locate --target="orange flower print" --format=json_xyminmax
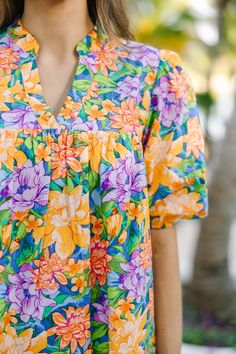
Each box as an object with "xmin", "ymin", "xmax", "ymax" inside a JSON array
[
  {"xmin": 0, "ymin": 47, "xmax": 19, "ymax": 76},
  {"xmin": 169, "ymin": 67, "xmax": 189, "ymax": 100},
  {"xmin": 139, "ymin": 238, "xmax": 152, "ymax": 270},
  {"xmin": 50, "ymin": 132, "xmax": 83, "ymax": 180},
  {"xmin": 3, "ymin": 309, "xmax": 18, "ymax": 327},
  {"xmin": 60, "ymin": 96, "xmax": 82, "ymax": 120},
  {"xmin": 65, "ymin": 258, "xmax": 90, "ymax": 278},
  {"xmin": 82, "ymin": 81, "xmax": 100, "ymax": 103},
  {"xmin": 110, "ymin": 98, "xmax": 142, "ymax": 133},
  {"xmin": 102, "ymin": 99, "xmax": 116, "ymax": 112},
  {"xmin": 35, "ymin": 142, "xmax": 51, "ymax": 163},
  {"xmin": 83, "ymin": 36, "xmax": 128, "ymax": 77},
  {"xmin": 48, "ymin": 305, "xmax": 91, "ymax": 353},
  {"xmin": 32, "ymin": 248, "xmax": 68, "ymax": 291},
  {"xmin": 85, "ymin": 104, "xmax": 108, "ymax": 121},
  {"xmin": 117, "ymin": 296, "xmax": 135, "ymax": 320},
  {"xmin": 71, "ymin": 275, "xmax": 87, "ymax": 293},
  {"xmin": 184, "ymin": 116, "xmax": 205, "ymax": 158},
  {"xmin": 23, "ymin": 215, "xmax": 43, "ymax": 232},
  {"xmin": 129, "ymin": 203, "xmax": 145, "ymax": 225},
  {"xmin": 91, "ymin": 215, "xmax": 104, "ymax": 235},
  {"xmin": 90, "ymin": 234, "xmax": 113, "ymax": 287}
]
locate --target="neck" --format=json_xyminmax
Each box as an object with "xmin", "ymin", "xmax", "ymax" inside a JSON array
[{"xmin": 21, "ymin": 0, "xmax": 94, "ymax": 55}]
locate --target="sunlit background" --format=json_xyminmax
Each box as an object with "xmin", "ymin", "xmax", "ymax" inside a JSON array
[{"xmin": 129, "ymin": 0, "xmax": 236, "ymax": 351}]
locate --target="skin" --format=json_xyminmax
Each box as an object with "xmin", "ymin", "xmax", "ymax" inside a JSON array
[
  {"xmin": 21, "ymin": 2, "xmax": 183, "ymax": 352},
  {"xmin": 21, "ymin": 0, "xmax": 94, "ymax": 118},
  {"xmin": 151, "ymin": 226, "xmax": 182, "ymax": 354}
]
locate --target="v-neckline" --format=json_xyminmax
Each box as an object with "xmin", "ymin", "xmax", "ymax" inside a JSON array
[
  {"xmin": 34, "ymin": 53, "xmax": 80, "ymax": 124},
  {"xmin": 7, "ymin": 17, "xmax": 106, "ymax": 128}
]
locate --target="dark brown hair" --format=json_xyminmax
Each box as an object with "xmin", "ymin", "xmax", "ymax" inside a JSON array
[{"xmin": 0, "ymin": 0, "xmax": 134, "ymax": 40}]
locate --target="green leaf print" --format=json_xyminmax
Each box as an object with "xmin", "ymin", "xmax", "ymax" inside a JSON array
[
  {"xmin": 0, "ymin": 299, "xmax": 9, "ymax": 319},
  {"xmin": 108, "ymin": 287, "xmax": 124, "ymax": 307},
  {"xmin": 43, "ymin": 294, "xmax": 69, "ymax": 318},
  {"xmin": 94, "ymin": 341, "xmax": 109, "ymax": 353},
  {"xmin": 91, "ymin": 323, "xmax": 108, "ymax": 341},
  {"xmin": 73, "ymin": 80, "xmax": 92, "ymax": 91},
  {"xmin": 66, "ymin": 176, "xmax": 74, "ymax": 192},
  {"xmin": 126, "ymin": 230, "xmax": 142, "ymax": 255},
  {"xmin": 0, "ymin": 209, "xmax": 11, "ymax": 224},
  {"xmin": 15, "ymin": 222, "xmax": 26, "ymax": 240},
  {"xmin": 0, "ymin": 265, "xmax": 15, "ymax": 285},
  {"xmin": 91, "ymin": 284, "xmax": 101, "ymax": 303},
  {"xmin": 93, "ymin": 72, "xmax": 116, "ymax": 87},
  {"xmin": 157, "ymin": 59, "xmax": 171, "ymax": 79},
  {"xmin": 108, "ymin": 255, "xmax": 126, "ymax": 273}
]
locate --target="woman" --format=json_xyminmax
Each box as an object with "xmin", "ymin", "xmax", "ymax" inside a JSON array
[{"xmin": 0, "ymin": 0, "xmax": 208, "ymax": 353}]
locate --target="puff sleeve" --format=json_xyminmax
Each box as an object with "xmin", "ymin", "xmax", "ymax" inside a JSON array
[{"xmin": 143, "ymin": 49, "xmax": 208, "ymax": 229}]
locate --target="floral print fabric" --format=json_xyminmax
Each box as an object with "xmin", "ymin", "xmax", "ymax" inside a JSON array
[{"xmin": 0, "ymin": 16, "xmax": 208, "ymax": 353}]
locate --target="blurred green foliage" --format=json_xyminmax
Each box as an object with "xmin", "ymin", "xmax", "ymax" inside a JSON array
[{"xmin": 132, "ymin": 0, "xmax": 236, "ymax": 131}]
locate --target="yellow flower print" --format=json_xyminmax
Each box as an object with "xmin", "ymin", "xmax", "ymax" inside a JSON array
[
  {"xmin": 21, "ymin": 62, "xmax": 41, "ymax": 95},
  {"xmin": 109, "ymin": 307, "xmax": 148, "ymax": 353},
  {"xmin": 2, "ymin": 223, "xmax": 12, "ymax": 249},
  {"xmin": 13, "ymin": 21, "xmax": 39, "ymax": 53},
  {"xmin": 151, "ymin": 188, "xmax": 204, "ymax": 229},
  {"xmin": 144, "ymin": 119, "xmax": 184, "ymax": 196},
  {"xmin": 160, "ymin": 49, "xmax": 183, "ymax": 68},
  {"xmin": 0, "ymin": 326, "xmax": 47, "ymax": 354},
  {"xmin": 145, "ymin": 71, "xmax": 156, "ymax": 86},
  {"xmin": 106, "ymin": 209, "xmax": 122, "ymax": 238},
  {"xmin": 43, "ymin": 185, "xmax": 90, "ymax": 259},
  {"xmin": 0, "ymin": 130, "xmax": 17, "ymax": 170}
]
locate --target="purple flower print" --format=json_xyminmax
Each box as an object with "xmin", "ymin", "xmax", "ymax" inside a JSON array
[
  {"xmin": 127, "ymin": 43, "xmax": 160, "ymax": 69},
  {"xmin": 1, "ymin": 106, "xmax": 36, "ymax": 129},
  {"xmin": 101, "ymin": 153, "xmax": 146, "ymax": 210},
  {"xmin": 72, "ymin": 117, "xmax": 99, "ymax": 131},
  {"xmin": 11, "ymin": 159, "xmax": 50, "ymax": 212},
  {"xmin": 116, "ymin": 76, "xmax": 142, "ymax": 102},
  {"xmin": 119, "ymin": 250, "xmax": 149, "ymax": 303},
  {"xmin": 80, "ymin": 53, "xmax": 98, "ymax": 73},
  {"xmin": 153, "ymin": 75, "xmax": 188, "ymax": 127},
  {"xmin": 6, "ymin": 264, "xmax": 56, "ymax": 322},
  {"xmin": 93, "ymin": 296, "xmax": 109, "ymax": 324}
]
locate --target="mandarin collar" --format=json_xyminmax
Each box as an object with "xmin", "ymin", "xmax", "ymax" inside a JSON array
[{"xmin": 7, "ymin": 16, "xmax": 108, "ymax": 57}]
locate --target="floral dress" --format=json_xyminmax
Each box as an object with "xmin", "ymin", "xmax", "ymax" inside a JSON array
[{"xmin": 0, "ymin": 16, "xmax": 208, "ymax": 354}]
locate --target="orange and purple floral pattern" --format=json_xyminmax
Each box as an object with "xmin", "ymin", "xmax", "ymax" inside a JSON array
[{"xmin": 0, "ymin": 16, "xmax": 208, "ymax": 353}]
